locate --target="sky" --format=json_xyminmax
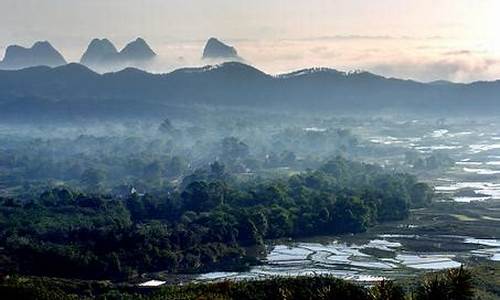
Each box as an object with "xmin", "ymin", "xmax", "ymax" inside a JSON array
[{"xmin": 1, "ymin": 0, "xmax": 500, "ymax": 82}]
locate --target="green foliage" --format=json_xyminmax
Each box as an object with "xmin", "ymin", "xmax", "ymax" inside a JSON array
[
  {"xmin": 221, "ymin": 137, "xmax": 250, "ymax": 162},
  {"xmin": 0, "ymin": 158, "xmax": 432, "ymax": 280},
  {"xmin": 405, "ymin": 151, "xmax": 455, "ymax": 171},
  {"xmin": 0, "ymin": 270, "xmax": 478, "ymax": 300},
  {"xmin": 415, "ymin": 266, "xmax": 475, "ymax": 300},
  {"xmin": 80, "ymin": 168, "xmax": 106, "ymax": 191},
  {"xmin": 370, "ymin": 280, "xmax": 405, "ymax": 300}
]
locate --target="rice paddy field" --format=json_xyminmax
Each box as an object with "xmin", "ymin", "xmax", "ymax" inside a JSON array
[
  {"xmin": 191, "ymin": 200, "xmax": 500, "ymax": 284},
  {"xmin": 146, "ymin": 117, "xmax": 500, "ymax": 286}
]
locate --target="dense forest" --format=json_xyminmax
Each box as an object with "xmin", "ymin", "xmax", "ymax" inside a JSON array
[
  {"xmin": 0, "ymin": 157, "xmax": 432, "ymax": 279},
  {"xmin": 0, "ymin": 118, "xmax": 369, "ymax": 198},
  {"xmin": 3, "ymin": 2, "xmax": 500, "ymax": 299}
]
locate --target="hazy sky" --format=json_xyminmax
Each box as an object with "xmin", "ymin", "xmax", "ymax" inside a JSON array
[{"xmin": 1, "ymin": 0, "xmax": 500, "ymax": 82}]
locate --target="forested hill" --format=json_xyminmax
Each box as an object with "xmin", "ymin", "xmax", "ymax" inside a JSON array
[
  {"xmin": 0, "ymin": 62, "xmax": 500, "ymax": 120},
  {"xmin": 0, "ymin": 158, "xmax": 432, "ymax": 279}
]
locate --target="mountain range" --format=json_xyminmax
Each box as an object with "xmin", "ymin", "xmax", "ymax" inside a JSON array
[
  {"xmin": 80, "ymin": 38, "xmax": 156, "ymax": 72},
  {"xmin": 0, "ymin": 41, "xmax": 67, "ymax": 70},
  {"xmin": 0, "ymin": 37, "xmax": 240, "ymax": 72},
  {"xmin": 0, "ymin": 62, "xmax": 498, "ymax": 121}
]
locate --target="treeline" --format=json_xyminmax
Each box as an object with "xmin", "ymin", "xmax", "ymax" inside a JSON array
[
  {"xmin": 0, "ymin": 118, "xmax": 366, "ymax": 197},
  {"xmin": 0, "ymin": 157, "xmax": 433, "ymax": 280},
  {"xmin": 0, "ymin": 267, "xmax": 476, "ymax": 300}
]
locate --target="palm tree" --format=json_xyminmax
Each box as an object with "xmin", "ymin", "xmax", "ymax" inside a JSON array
[
  {"xmin": 370, "ymin": 280, "xmax": 405, "ymax": 300},
  {"xmin": 446, "ymin": 266, "xmax": 474, "ymax": 300},
  {"xmin": 415, "ymin": 274, "xmax": 449, "ymax": 300}
]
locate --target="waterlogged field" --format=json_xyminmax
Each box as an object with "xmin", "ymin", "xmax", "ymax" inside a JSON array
[
  {"xmin": 363, "ymin": 120, "xmax": 500, "ymax": 203},
  {"xmin": 185, "ymin": 119, "xmax": 500, "ymax": 284},
  {"xmin": 3, "ymin": 116, "xmax": 498, "ymax": 286},
  {"xmin": 188, "ymin": 202, "xmax": 500, "ymax": 284}
]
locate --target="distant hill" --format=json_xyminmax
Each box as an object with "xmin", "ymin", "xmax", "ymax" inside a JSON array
[
  {"xmin": 80, "ymin": 38, "xmax": 156, "ymax": 72},
  {"xmin": 80, "ymin": 38, "xmax": 119, "ymax": 67},
  {"xmin": 0, "ymin": 61, "xmax": 499, "ymax": 121},
  {"xmin": 0, "ymin": 41, "xmax": 67, "ymax": 70},
  {"xmin": 120, "ymin": 38, "xmax": 156, "ymax": 61},
  {"xmin": 202, "ymin": 38, "xmax": 242, "ymax": 61}
]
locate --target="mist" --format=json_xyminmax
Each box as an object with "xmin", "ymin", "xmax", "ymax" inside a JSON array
[{"xmin": 0, "ymin": 1, "xmax": 499, "ymax": 299}]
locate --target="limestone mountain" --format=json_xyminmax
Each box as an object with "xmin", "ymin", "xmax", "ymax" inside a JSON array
[
  {"xmin": 0, "ymin": 41, "xmax": 67, "ymax": 70},
  {"xmin": 80, "ymin": 38, "xmax": 119, "ymax": 66},
  {"xmin": 80, "ymin": 37, "xmax": 156, "ymax": 72},
  {"xmin": 119, "ymin": 38, "xmax": 156, "ymax": 61},
  {"xmin": 202, "ymin": 38, "xmax": 242, "ymax": 61}
]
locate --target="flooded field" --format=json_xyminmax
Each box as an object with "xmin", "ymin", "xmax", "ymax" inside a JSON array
[
  {"xmin": 365, "ymin": 121, "xmax": 500, "ymax": 203},
  {"xmin": 136, "ymin": 119, "xmax": 500, "ymax": 286},
  {"xmin": 194, "ymin": 233, "xmax": 499, "ymax": 283},
  {"xmin": 190, "ymin": 119, "xmax": 500, "ymax": 284}
]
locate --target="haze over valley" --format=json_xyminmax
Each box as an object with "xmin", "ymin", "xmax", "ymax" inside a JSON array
[{"xmin": 1, "ymin": 1, "xmax": 500, "ymax": 299}]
